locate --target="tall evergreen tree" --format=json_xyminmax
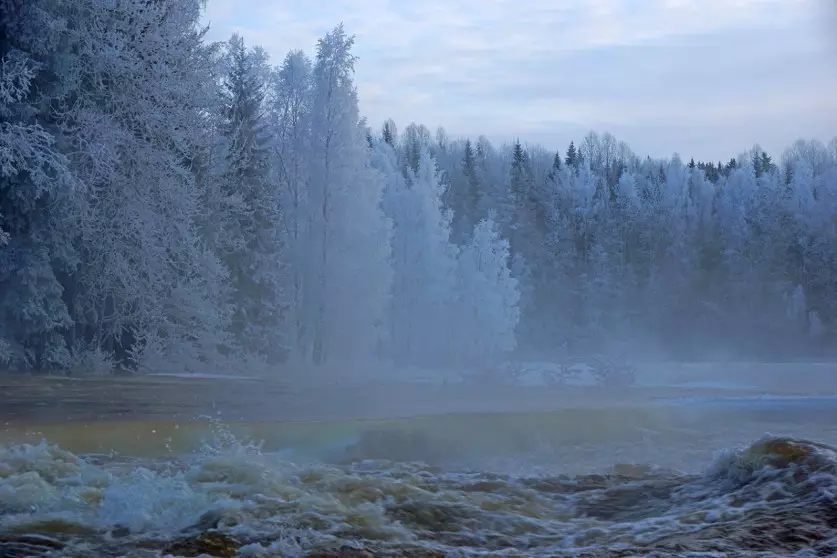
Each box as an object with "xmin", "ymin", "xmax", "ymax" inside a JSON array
[
  {"xmin": 58, "ymin": 0, "xmax": 231, "ymax": 373},
  {"xmin": 0, "ymin": 3, "xmax": 78, "ymax": 369},
  {"xmin": 565, "ymin": 141, "xmax": 579, "ymax": 170},
  {"xmin": 547, "ymin": 149, "xmax": 562, "ymax": 182},
  {"xmin": 376, "ymin": 144, "xmax": 458, "ymax": 365},
  {"xmin": 381, "ymin": 118, "xmax": 397, "ymax": 147},
  {"xmin": 215, "ymin": 34, "xmax": 286, "ymax": 362}
]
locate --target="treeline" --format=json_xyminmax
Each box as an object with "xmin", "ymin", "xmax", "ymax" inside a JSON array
[
  {"xmin": 407, "ymin": 130, "xmax": 837, "ymax": 360},
  {"xmin": 1, "ymin": 0, "xmax": 835, "ymax": 375},
  {"xmin": 1, "ymin": 2, "xmax": 517, "ymax": 374}
]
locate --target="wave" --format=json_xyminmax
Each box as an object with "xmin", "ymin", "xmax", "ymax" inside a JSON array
[{"xmin": 1, "ymin": 424, "xmax": 836, "ymax": 557}]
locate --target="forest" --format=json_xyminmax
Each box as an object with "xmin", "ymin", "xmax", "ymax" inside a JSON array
[{"xmin": 2, "ymin": 0, "xmax": 836, "ymax": 375}]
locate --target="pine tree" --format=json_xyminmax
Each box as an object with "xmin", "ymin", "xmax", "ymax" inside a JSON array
[
  {"xmin": 760, "ymin": 151, "xmax": 775, "ymax": 175},
  {"xmin": 444, "ymin": 139, "xmax": 481, "ymax": 245},
  {"xmin": 0, "ymin": 0, "xmax": 84, "ymax": 370},
  {"xmin": 376, "ymin": 144, "xmax": 458, "ymax": 365},
  {"xmin": 510, "ymin": 140, "xmax": 528, "ymax": 196},
  {"xmin": 547, "ymin": 149, "xmax": 562, "ymax": 182},
  {"xmin": 57, "ymin": 0, "xmax": 232, "ymax": 373},
  {"xmin": 723, "ymin": 157, "xmax": 738, "ymax": 176},
  {"xmin": 216, "ymin": 34, "xmax": 286, "ymax": 362},
  {"xmin": 462, "ymin": 139, "xmax": 481, "ymax": 228},
  {"xmin": 402, "ymin": 122, "xmax": 431, "ymax": 177},
  {"xmin": 381, "ymin": 118, "xmax": 397, "ymax": 147},
  {"xmin": 509, "ymin": 140, "xmax": 545, "ymax": 248},
  {"xmin": 565, "ymin": 141, "xmax": 579, "ymax": 170}
]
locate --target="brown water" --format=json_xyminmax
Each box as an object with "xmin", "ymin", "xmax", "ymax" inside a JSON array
[
  {"xmin": 2, "ymin": 373, "xmax": 837, "ymax": 557},
  {"xmin": 1, "ymin": 373, "xmax": 777, "ymax": 422}
]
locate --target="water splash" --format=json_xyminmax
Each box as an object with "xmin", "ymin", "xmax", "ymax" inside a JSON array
[{"xmin": 1, "ymin": 429, "xmax": 836, "ymax": 556}]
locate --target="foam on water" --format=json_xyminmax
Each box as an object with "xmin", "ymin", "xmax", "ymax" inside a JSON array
[{"xmin": 2, "ymin": 421, "xmax": 837, "ymax": 557}]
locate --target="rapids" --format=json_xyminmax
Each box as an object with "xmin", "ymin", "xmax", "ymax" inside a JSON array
[
  {"xmin": 2, "ymin": 372, "xmax": 837, "ymax": 556},
  {"xmin": 2, "ymin": 421, "xmax": 837, "ymax": 556}
]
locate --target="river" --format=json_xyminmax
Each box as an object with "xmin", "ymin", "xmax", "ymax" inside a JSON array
[{"xmin": 1, "ymin": 368, "xmax": 836, "ymax": 557}]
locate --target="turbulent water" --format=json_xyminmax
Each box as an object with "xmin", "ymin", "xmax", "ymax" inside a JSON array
[{"xmin": 2, "ymin": 410, "xmax": 837, "ymax": 557}]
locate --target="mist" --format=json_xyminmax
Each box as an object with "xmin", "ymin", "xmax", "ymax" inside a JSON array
[{"xmin": 5, "ymin": 4, "xmax": 837, "ymax": 557}]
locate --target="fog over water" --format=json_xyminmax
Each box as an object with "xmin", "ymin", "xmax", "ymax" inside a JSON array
[{"xmin": 3, "ymin": 0, "xmax": 837, "ymax": 555}]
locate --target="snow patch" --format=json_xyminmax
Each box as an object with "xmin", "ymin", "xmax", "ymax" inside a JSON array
[
  {"xmin": 147, "ymin": 372, "xmax": 258, "ymax": 381},
  {"xmin": 463, "ymin": 360, "xmax": 632, "ymax": 388},
  {"xmin": 668, "ymin": 381, "xmax": 760, "ymax": 391}
]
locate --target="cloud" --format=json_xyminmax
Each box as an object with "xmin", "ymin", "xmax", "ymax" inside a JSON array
[{"xmin": 203, "ymin": 0, "xmax": 836, "ymax": 160}]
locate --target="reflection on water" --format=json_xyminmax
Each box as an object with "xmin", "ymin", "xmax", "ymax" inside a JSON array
[
  {"xmin": 2, "ymin": 376, "xmax": 837, "ymax": 556},
  {"xmin": 1, "ymin": 407, "xmax": 672, "ymax": 465}
]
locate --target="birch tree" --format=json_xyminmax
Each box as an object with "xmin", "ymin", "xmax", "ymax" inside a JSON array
[{"xmin": 305, "ymin": 25, "xmax": 392, "ymax": 365}]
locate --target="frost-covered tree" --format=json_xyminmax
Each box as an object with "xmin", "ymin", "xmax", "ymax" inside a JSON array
[
  {"xmin": 442, "ymin": 139, "xmax": 482, "ymax": 245},
  {"xmin": 0, "ymin": 39, "xmax": 77, "ymax": 370},
  {"xmin": 376, "ymin": 144, "xmax": 458, "ymax": 366},
  {"xmin": 304, "ymin": 25, "xmax": 392, "ymax": 365},
  {"xmin": 267, "ymin": 49, "xmax": 312, "ymax": 359},
  {"xmin": 381, "ymin": 119, "xmax": 398, "ymax": 147},
  {"xmin": 214, "ymin": 34, "xmax": 286, "ymax": 362},
  {"xmin": 400, "ymin": 122, "xmax": 432, "ymax": 178},
  {"xmin": 2, "ymin": 8, "xmax": 837, "ymax": 375},
  {"xmin": 51, "ymin": 0, "xmax": 233, "ymax": 372},
  {"xmin": 454, "ymin": 216, "xmax": 520, "ymax": 365},
  {"xmin": 0, "ymin": 0, "xmax": 90, "ymax": 371}
]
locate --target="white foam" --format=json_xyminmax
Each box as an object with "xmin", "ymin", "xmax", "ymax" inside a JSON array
[{"xmin": 2, "ymin": 428, "xmax": 836, "ymax": 557}]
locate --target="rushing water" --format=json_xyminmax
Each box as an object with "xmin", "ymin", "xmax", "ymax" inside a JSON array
[{"xmin": 2, "ymin": 375, "xmax": 837, "ymax": 557}]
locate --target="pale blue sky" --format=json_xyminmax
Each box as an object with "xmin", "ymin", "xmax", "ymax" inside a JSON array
[{"xmin": 203, "ymin": 0, "xmax": 837, "ymax": 162}]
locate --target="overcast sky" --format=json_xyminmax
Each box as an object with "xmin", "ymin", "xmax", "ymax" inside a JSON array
[{"xmin": 203, "ymin": 0, "xmax": 837, "ymax": 162}]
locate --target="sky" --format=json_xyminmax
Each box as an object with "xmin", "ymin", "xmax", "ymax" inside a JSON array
[{"xmin": 202, "ymin": 0, "xmax": 837, "ymax": 162}]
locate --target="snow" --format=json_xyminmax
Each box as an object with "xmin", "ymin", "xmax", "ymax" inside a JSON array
[
  {"xmin": 3, "ymin": 5, "xmax": 836, "ymax": 377},
  {"xmin": 667, "ymin": 381, "xmax": 760, "ymax": 391},
  {"xmin": 461, "ymin": 361, "xmax": 615, "ymax": 388},
  {"xmin": 512, "ymin": 362, "xmax": 599, "ymax": 388},
  {"xmin": 146, "ymin": 373, "xmax": 259, "ymax": 381}
]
